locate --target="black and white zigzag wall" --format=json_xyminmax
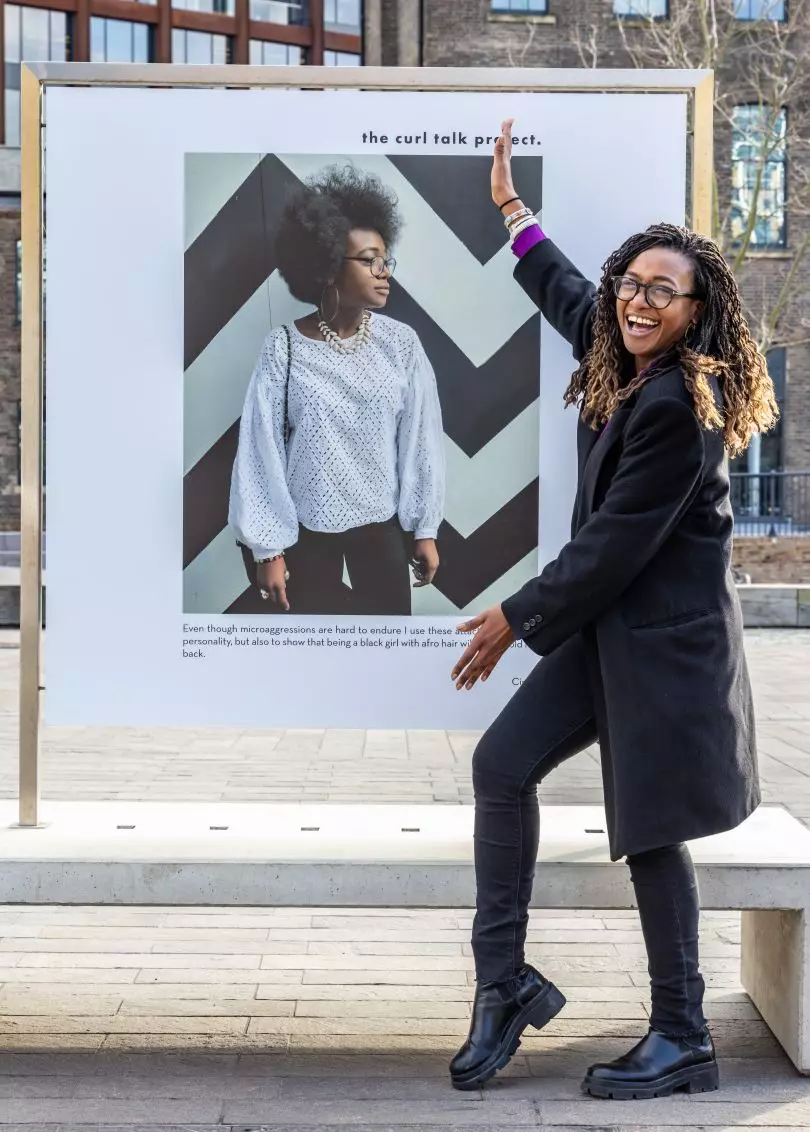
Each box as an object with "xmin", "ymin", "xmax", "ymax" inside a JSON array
[{"xmin": 182, "ymin": 152, "xmax": 544, "ymax": 615}]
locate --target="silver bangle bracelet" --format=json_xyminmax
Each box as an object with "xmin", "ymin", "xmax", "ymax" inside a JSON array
[
  {"xmin": 504, "ymin": 207, "xmax": 533, "ymax": 230},
  {"xmin": 509, "ymin": 217, "xmax": 540, "ymax": 242}
]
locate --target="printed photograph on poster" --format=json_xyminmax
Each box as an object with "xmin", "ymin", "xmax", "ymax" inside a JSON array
[{"xmin": 182, "ymin": 152, "xmax": 543, "ymax": 618}]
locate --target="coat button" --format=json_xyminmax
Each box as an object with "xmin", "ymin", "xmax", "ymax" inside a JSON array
[
  {"xmin": 529, "ymin": 618, "xmax": 536, "ymax": 627},
  {"xmin": 535, "ymin": 614, "xmax": 544, "ymax": 624},
  {"xmin": 522, "ymin": 622, "xmax": 531, "ymax": 632}
]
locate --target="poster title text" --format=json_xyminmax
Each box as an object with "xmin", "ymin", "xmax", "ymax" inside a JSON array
[{"xmin": 360, "ymin": 130, "xmax": 541, "ymax": 149}]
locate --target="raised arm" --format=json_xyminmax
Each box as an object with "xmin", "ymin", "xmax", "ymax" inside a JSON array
[{"xmin": 492, "ymin": 119, "xmax": 597, "ymax": 362}]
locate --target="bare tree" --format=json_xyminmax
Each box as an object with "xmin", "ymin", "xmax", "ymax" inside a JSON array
[{"xmin": 570, "ymin": 0, "xmax": 810, "ymax": 353}]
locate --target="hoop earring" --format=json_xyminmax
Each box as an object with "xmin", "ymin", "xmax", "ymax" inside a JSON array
[
  {"xmin": 319, "ymin": 282, "xmax": 340, "ymax": 324},
  {"xmin": 684, "ymin": 321, "xmax": 698, "ymax": 346}
]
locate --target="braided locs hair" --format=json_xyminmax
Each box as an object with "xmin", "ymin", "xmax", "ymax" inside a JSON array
[{"xmin": 564, "ymin": 223, "xmax": 779, "ymax": 457}]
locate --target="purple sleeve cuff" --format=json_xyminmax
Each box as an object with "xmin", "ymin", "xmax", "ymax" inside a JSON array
[{"xmin": 511, "ymin": 225, "xmax": 546, "ymax": 259}]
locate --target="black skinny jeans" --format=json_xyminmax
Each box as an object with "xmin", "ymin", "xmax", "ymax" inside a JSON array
[
  {"xmin": 471, "ymin": 632, "xmax": 707, "ymax": 1036},
  {"xmin": 241, "ymin": 517, "xmax": 412, "ymax": 615}
]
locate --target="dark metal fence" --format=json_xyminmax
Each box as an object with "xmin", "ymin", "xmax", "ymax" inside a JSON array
[{"xmin": 730, "ymin": 472, "xmax": 810, "ymax": 537}]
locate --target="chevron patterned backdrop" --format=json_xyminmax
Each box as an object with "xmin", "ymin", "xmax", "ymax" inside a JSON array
[{"xmin": 183, "ymin": 152, "xmax": 544, "ymax": 616}]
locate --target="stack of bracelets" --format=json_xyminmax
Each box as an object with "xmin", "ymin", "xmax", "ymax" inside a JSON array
[{"xmin": 499, "ymin": 198, "xmax": 540, "ymax": 245}]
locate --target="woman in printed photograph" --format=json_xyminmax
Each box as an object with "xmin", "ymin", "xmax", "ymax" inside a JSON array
[{"xmin": 229, "ymin": 164, "xmax": 445, "ymax": 615}]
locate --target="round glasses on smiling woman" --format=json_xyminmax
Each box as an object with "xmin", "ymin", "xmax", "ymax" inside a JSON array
[{"xmin": 612, "ymin": 275, "xmax": 701, "ymax": 309}]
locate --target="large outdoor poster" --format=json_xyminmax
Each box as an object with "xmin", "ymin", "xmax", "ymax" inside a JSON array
[
  {"xmin": 183, "ymin": 151, "xmax": 543, "ymax": 618},
  {"xmin": 43, "ymin": 86, "xmax": 688, "ymax": 726}
]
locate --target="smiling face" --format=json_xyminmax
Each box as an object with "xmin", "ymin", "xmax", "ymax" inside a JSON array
[
  {"xmin": 333, "ymin": 228, "xmax": 392, "ymax": 312},
  {"xmin": 616, "ymin": 247, "xmax": 703, "ymax": 372}
]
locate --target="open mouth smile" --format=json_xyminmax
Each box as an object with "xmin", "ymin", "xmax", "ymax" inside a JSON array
[{"xmin": 625, "ymin": 313, "xmax": 660, "ymax": 338}]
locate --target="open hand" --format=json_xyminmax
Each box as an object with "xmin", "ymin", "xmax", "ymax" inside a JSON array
[
  {"xmin": 452, "ymin": 605, "xmax": 514, "ymax": 690},
  {"xmin": 492, "ymin": 118, "xmax": 518, "ymax": 208}
]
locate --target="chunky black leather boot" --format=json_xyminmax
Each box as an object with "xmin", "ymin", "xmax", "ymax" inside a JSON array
[
  {"xmin": 582, "ymin": 1027, "xmax": 719, "ymax": 1100},
  {"xmin": 450, "ymin": 964, "xmax": 566, "ymax": 1090}
]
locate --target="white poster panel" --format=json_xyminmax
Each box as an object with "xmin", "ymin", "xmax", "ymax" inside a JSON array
[{"xmin": 44, "ymin": 86, "xmax": 687, "ymax": 727}]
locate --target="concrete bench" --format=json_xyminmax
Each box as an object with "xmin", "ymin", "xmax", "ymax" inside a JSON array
[{"xmin": 0, "ymin": 800, "xmax": 808, "ymax": 1074}]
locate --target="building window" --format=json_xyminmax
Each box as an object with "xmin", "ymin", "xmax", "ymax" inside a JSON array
[
  {"xmin": 172, "ymin": 29, "xmax": 230, "ymax": 63},
  {"xmin": 249, "ymin": 41, "xmax": 304, "ymax": 64},
  {"xmin": 324, "ymin": 50, "xmax": 362, "ymax": 65},
  {"xmin": 91, "ymin": 17, "xmax": 152, "ymax": 62},
  {"xmin": 250, "ymin": 0, "xmax": 308, "ymax": 23},
  {"xmin": 172, "ymin": 0, "xmax": 235, "ymax": 15},
  {"xmin": 760, "ymin": 347, "xmax": 786, "ymax": 472},
  {"xmin": 491, "ymin": 0, "xmax": 549, "ymax": 12},
  {"xmin": 15, "ymin": 240, "xmax": 21, "ymax": 327},
  {"xmin": 4, "ymin": 5, "xmax": 69, "ymax": 148},
  {"xmin": 731, "ymin": 105, "xmax": 787, "ymax": 248},
  {"xmin": 613, "ymin": 0, "xmax": 668, "ymax": 15},
  {"xmin": 734, "ymin": 0, "xmax": 786, "ymax": 19},
  {"xmin": 324, "ymin": 0, "xmax": 362, "ymax": 34}
]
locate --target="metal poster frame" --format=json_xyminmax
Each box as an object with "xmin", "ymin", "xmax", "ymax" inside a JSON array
[{"xmin": 18, "ymin": 64, "xmax": 714, "ymax": 828}]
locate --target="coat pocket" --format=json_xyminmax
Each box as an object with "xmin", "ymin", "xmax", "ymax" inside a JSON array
[{"xmin": 628, "ymin": 607, "xmax": 717, "ymax": 632}]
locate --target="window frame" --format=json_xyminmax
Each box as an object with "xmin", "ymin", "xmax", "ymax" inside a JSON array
[
  {"xmin": 733, "ymin": 0, "xmax": 787, "ymax": 21},
  {"xmin": 611, "ymin": 0, "xmax": 669, "ymax": 18},
  {"xmin": 489, "ymin": 0, "xmax": 549, "ymax": 12},
  {"xmin": 90, "ymin": 15, "xmax": 154, "ymax": 63},
  {"xmin": 4, "ymin": 4, "xmax": 71, "ymax": 147},
  {"xmin": 172, "ymin": 27, "xmax": 232, "ymax": 63},
  {"xmin": 730, "ymin": 102, "xmax": 788, "ymax": 251},
  {"xmin": 248, "ymin": 38, "xmax": 304, "ymax": 64}
]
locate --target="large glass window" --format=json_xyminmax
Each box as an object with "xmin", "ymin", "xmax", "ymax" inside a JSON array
[
  {"xmin": 734, "ymin": 0, "xmax": 786, "ymax": 18},
  {"xmin": 90, "ymin": 17, "xmax": 152, "ymax": 62},
  {"xmin": 613, "ymin": 0, "xmax": 667, "ymax": 15},
  {"xmin": 490, "ymin": 0, "xmax": 548, "ymax": 12},
  {"xmin": 324, "ymin": 50, "xmax": 362, "ymax": 65},
  {"xmin": 4, "ymin": 5, "xmax": 69, "ymax": 147},
  {"xmin": 324, "ymin": 0, "xmax": 362, "ymax": 34},
  {"xmin": 172, "ymin": 0, "xmax": 235, "ymax": 15},
  {"xmin": 731, "ymin": 105, "xmax": 787, "ymax": 248},
  {"xmin": 172, "ymin": 29, "xmax": 230, "ymax": 63},
  {"xmin": 250, "ymin": 0, "xmax": 308, "ymax": 24},
  {"xmin": 249, "ymin": 40, "xmax": 304, "ymax": 64}
]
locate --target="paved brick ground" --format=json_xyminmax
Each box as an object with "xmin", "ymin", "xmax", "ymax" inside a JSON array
[{"xmin": 0, "ymin": 629, "xmax": 808, "ymax": 1129}]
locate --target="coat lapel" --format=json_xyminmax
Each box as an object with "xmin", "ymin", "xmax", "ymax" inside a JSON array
[{"xmin": 574, "ymin": 399, "xmax": 636, "ymax": 531}]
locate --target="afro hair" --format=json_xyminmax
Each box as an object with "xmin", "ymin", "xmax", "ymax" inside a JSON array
[{"xmin": 274, "ymin": 164, "xmax": 402, "ymax": 305}]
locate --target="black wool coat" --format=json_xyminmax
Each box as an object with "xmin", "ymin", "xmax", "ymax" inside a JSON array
[{"xmin": 501, "ymin": 238, "xmax": 759, "ymax": 861}]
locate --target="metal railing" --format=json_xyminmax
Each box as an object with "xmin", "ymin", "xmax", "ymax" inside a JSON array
[{"xmin": 730, "ymin": 471, "xmax": 810, "ymax": 537}]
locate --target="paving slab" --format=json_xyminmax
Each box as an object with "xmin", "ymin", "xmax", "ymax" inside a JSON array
[{"xmin": 0, "ymin": 630, "xmax": 806, "ymax": 1127}]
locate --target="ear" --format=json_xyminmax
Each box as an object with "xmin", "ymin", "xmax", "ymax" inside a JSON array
[{"xmin": 691, "ymin": 299, "xmax": 704, "ymax": 325}]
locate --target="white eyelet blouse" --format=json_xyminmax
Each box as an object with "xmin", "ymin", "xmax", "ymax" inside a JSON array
[{"xmin": 228, "ymin": 314, "xmax": 446, "ymax": 561}]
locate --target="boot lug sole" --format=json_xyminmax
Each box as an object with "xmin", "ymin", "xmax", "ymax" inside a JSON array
[
  {"xmin": 450, "ymin": 980, "xmax": 566, "ymax": 1091},
  {"xmin": 582, "ymin": 1059, "xmax": 720, "ymax": 1100}
]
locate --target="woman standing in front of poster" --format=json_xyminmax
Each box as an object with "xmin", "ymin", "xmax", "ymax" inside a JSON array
[
  {"xmin": 448, "ymin": 121, "xmax": 778, "ymax": 1099},
  {"xmin": 229, "ymin": 165, "xmax": 445, "ymax": 616}
]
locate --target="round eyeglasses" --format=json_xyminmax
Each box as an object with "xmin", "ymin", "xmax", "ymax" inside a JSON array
[
  {"xmin": 612, "ymin": 275, "xmax": 700, "ymax": 310},
  {"xmin": 344, "ymin": 255, "xmax": 397, "ymax": 278}
]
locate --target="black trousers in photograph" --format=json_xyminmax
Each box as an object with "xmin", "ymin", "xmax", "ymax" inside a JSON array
[
  {"xmin": 282, "ymin": 517, "xmax": 413, "ymax": 615},
  {"xmin": 470, "ymin": 631, "xmax": 707, "ymax": 1037}
]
